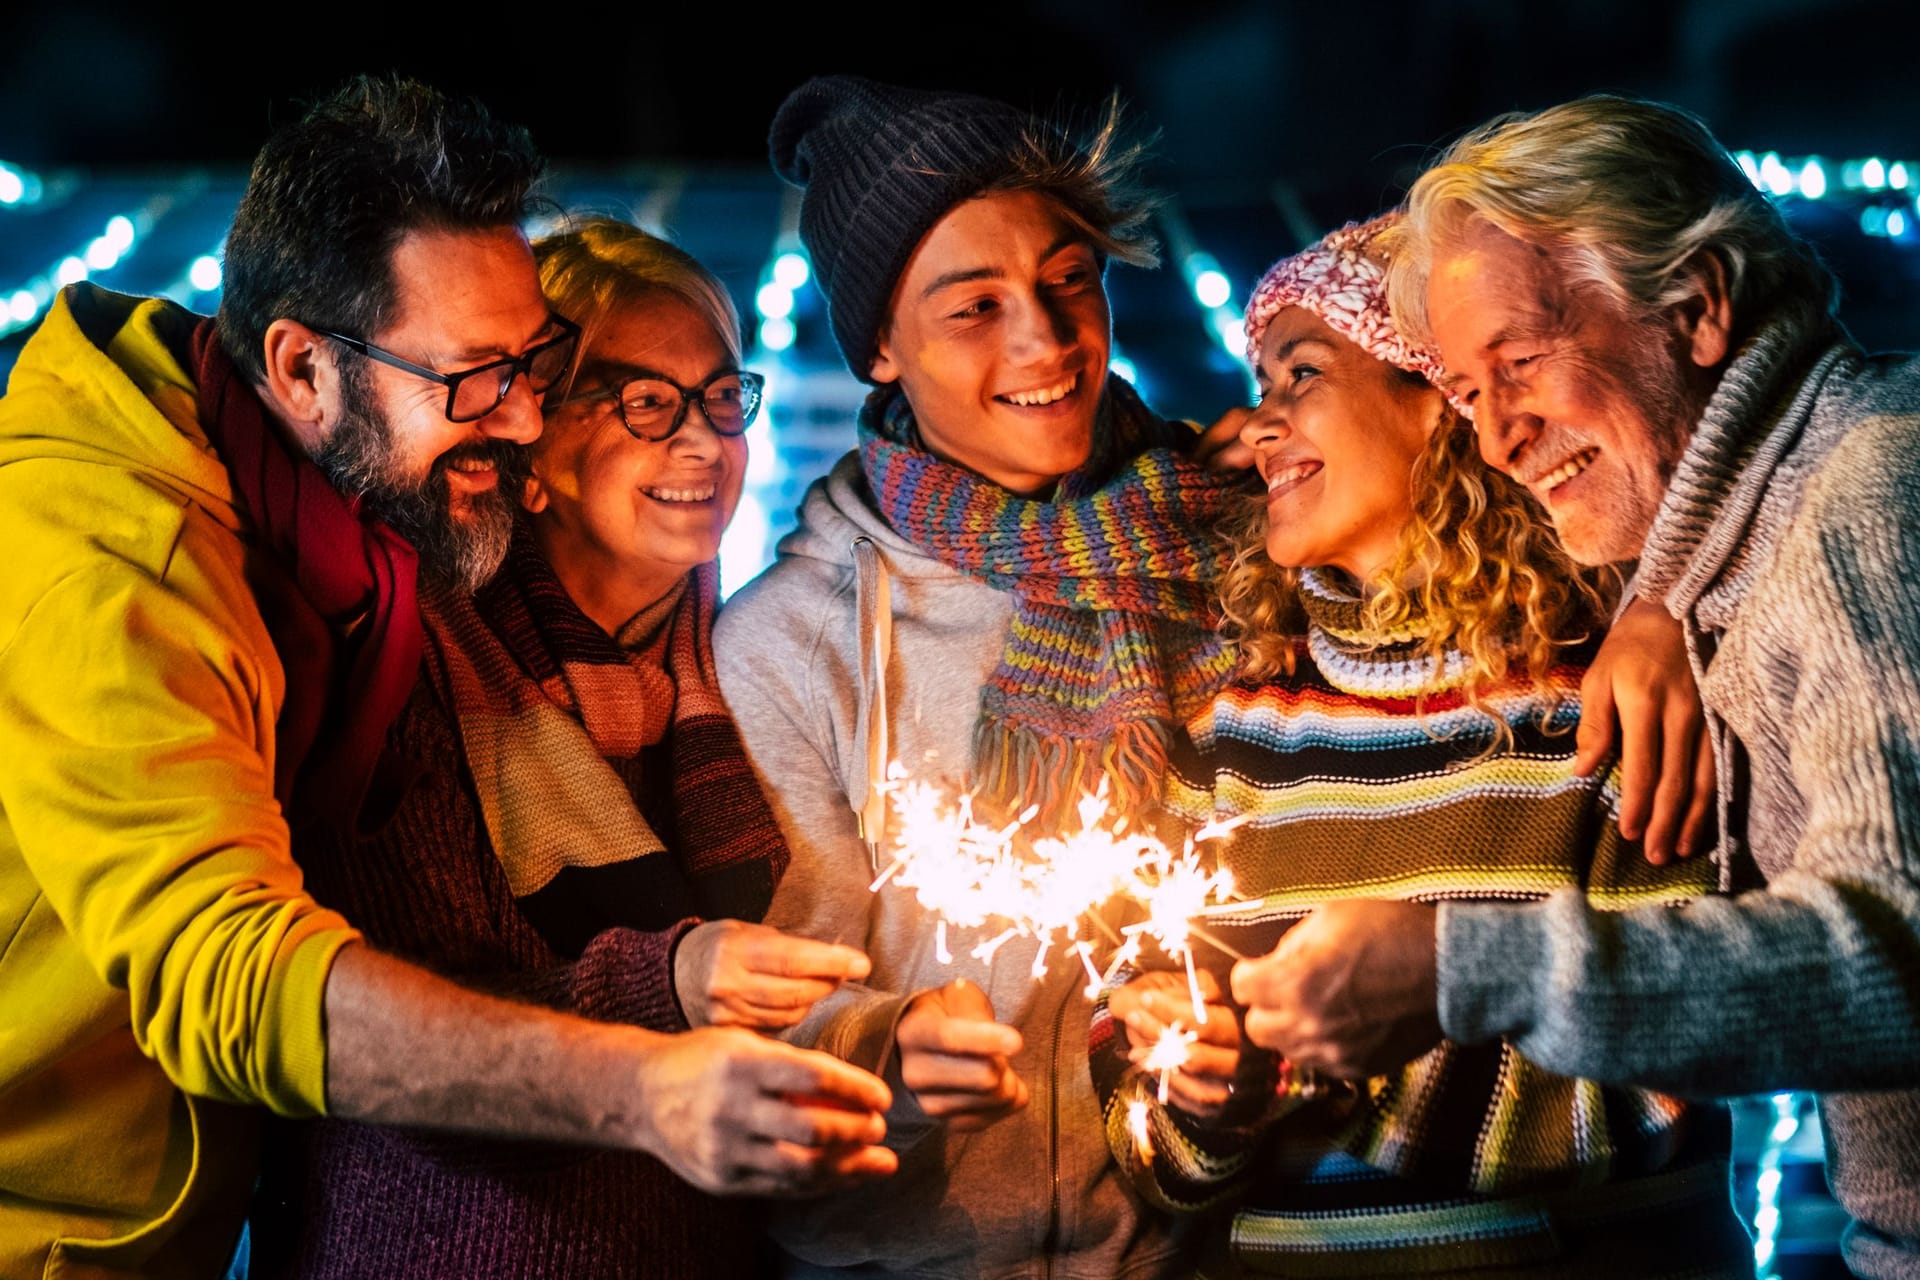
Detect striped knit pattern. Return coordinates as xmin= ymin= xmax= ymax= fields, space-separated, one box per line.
xmin=423 ymin=532 xmax=784 ymax=944
xmin=1091 ymin=576 xmax=1729 ymax=1273
xmin=858 ymin=377 xmax=1247 ymax=826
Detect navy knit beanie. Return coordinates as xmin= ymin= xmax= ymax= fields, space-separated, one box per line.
xmin=769 ymin=75 xmax=1043 ymax=381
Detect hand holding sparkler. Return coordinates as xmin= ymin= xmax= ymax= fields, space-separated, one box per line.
xmin=1110 ymin=969 xmax=1241 ymax=1120
xmin=1230 ymin=899 xmax=1443 ymax=1079
xmin=675 ymin=920 xmax=873 ymax=1030
xmin=895 ymin=977 xmax=1029 ymax=1132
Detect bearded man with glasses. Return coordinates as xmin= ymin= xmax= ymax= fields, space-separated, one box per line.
xmin=0 ymin=75 xmax=893 ymax=1280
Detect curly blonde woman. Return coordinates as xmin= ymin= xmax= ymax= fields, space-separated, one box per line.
xmin=1090 ymin=213 xmax=1754 ymax=1279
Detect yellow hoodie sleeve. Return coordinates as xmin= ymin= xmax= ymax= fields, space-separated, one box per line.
xmin=0 ymin=526 xmax=360 ymax=1116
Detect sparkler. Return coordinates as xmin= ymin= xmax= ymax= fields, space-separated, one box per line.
xmin=867 ymin=767 xmax=1258 ymax=1161
xmin=866 ymin=766 xmax=1248 ymax=999
xmin=1142 ymin=1023 xmax=1199 ymax=1104
xmin=1126 ymin=1099 xmax=1154 ymax=1165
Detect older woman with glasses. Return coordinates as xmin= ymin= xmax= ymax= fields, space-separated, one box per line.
xmin=256 ymin=217 xmax=891 ymax=1279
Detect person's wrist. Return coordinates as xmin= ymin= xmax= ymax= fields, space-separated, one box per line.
xmin=667 ymin=918 xmax=709 ymax=1029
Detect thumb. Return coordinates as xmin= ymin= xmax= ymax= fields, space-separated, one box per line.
xmin=944 ymin=977 xmax=996 ymax=1022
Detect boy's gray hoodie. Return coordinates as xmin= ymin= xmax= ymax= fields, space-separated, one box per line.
xmin=715 ymin=451 xmax=1200 ymax=1279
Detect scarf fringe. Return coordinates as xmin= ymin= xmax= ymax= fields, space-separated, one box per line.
xmin=972 ymin=716 xmax=1172 ymax=832
xmin=862 ymin=379 xmax=1245 ymax=831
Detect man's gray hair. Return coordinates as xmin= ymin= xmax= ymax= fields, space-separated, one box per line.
xmin=1385 ymin=94 xmax=1835 ymax=345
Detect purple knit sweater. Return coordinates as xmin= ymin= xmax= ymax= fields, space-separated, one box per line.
xmin=251 ymin=672 xmax=773 ymax=1279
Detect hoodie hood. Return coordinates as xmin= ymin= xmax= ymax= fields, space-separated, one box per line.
xmin=773 ymin=448 xmax=967 ymax=583
xmin=0 ymin=284 xmax=237 ymax=526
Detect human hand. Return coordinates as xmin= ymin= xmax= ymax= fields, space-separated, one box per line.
xmin=1230 ymin=900 xmax=1442 ymax=1079
xmin=1110 ymin=969 xmax=1242 ymax=1121
xmin=674 ymin=920 xmax=871 ymax=1030
xmin=1577 ymin=594 xmax=1716 ymax=864
xmin=632 ymin=1026 xmax=897 ymax=1197
xmin=895 ymin=978 xmax=1028 ymax=1132
xmin=1194 ymin=406 xmax=1258 ymax=472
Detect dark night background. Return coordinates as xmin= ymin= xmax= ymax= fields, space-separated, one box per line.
xmin=8 ymin=0 xmax=1920 ymax=367
xmin=8 ymin=0 xmax=1920 ymax=396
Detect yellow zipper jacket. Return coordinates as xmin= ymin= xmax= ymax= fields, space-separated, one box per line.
xmin=0 ymin=285 xmax=359 ymax=1278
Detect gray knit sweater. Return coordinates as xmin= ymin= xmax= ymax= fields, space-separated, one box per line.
xmin=1437 ymin=312 xmax=1920 ymax=1278
xmin=714 ymin=452 xmax=1203 ymax=1279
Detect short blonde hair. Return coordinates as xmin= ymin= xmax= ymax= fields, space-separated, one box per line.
xmin=533 ymin=217 xmax=743 ymax=397
xmin=1386 ymin=94 xmax=1835 ymax=345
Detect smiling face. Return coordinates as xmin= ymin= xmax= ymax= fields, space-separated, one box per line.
xmin=1424 ymin=219 xmax=1700 ymax=564
xmin=1238 ymin=307 xmax=1441 ymax=583
xmin=316 ymin=224 xmax=554 ymax=589
xmin=524 ymin=291 xmax=747 ymax=632
xmin=868 ymin=189 xmax=1111 ymax=497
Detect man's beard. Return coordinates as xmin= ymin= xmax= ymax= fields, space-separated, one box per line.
xmin=315 ymin=371 xmax=522 ymax=592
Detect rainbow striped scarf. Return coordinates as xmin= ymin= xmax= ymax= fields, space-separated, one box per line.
xmin=858 ymin=378 xmax=1248 ymax=827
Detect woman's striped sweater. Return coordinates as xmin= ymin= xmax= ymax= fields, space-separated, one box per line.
xmin=1089 ymin=570 xmax=1742 ymax=1275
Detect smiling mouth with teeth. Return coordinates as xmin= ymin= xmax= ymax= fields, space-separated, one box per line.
xmin=999 ymin=373 xmax=1079 ymax=407
xmin=1532 ymin=446 xmax=1600 ymax=495
xmin=642 ymin=484 xmax=718 ymax=504
xmin=1264 ymin=459 xmax=1321 ymax=495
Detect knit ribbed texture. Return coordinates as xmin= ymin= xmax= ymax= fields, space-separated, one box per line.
xmin=281 ymin=1113 xmax=762 ymax=1279
xmin=857 ymin=378 xmax=1245 ymax=827
xmin=261 ymin=636 xmax=782 ymax=1276
xmin=424 ymin=533 xmax=784 ymax=950
xmin=1440 ymin=310 xmax=1920 ymax=1275
xmin=1090 ymin=577 xmax=1741 ymax=1276
xmin=1241 ymin=213 xmax=1448 ymax=389
xmin=769 ymin=74 xmax=1045 ymax=378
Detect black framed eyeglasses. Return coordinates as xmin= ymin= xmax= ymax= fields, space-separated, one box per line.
xmin=555 ymin=368 xmax=767 ymax=442
xmin=316 ymin=315 xmax=581 ymax=423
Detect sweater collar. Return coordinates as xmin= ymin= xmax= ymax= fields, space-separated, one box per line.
xmin=1636 ymin=310 xmax=1850 ymax=620
xmin=1298 ymin=568 xmax=1471 ymax=697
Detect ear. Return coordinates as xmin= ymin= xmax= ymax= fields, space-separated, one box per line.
xmin=520 ymin=467 xmax=550 ymax=515
xmin=868 ymin=329 xmax=901 ymax=385
xmin=1671 ymin=249 xmax=1733 ymax=370
xmin=1417 ymin=385 xmax=1447 ymax=442
xmin=258 ymin=319 xmax=335 ymax=453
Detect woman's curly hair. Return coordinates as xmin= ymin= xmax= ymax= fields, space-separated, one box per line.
xmin=1218 ymin=399 xmax=1618 ymax=750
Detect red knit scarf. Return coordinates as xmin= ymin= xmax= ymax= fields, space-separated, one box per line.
xmin=191 ymin=319 xmax=422 ymax=834
xmin=423 ymin=532 xmax=785 ymax=934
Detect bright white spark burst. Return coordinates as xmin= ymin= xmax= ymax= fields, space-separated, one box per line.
xmin=867 ymin=767 xmax=1245 ymax=994
xmin=1126 ymin=1099 xmax=1154 ymax=1164
xmin=1144 ymin=1023 xmax=1200 ymax=1103
xmin=867 ymin=768 xmax=1248 ymax=1113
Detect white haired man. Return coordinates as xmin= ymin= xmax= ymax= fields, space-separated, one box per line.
xmin=1229 ymin=93 xmax=1920 ymax=1277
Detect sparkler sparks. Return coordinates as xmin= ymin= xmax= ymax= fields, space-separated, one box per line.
xmin=866 ymin=767 xmax=1247 ymax=994
xmin=867 ymin=768 xmax=1252 ymax=1099
xmin=1143 ymin=1023 xmax=1200 ymax=1103
xmin=1126 ymin=1099 xmax=1154 ymax=1164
